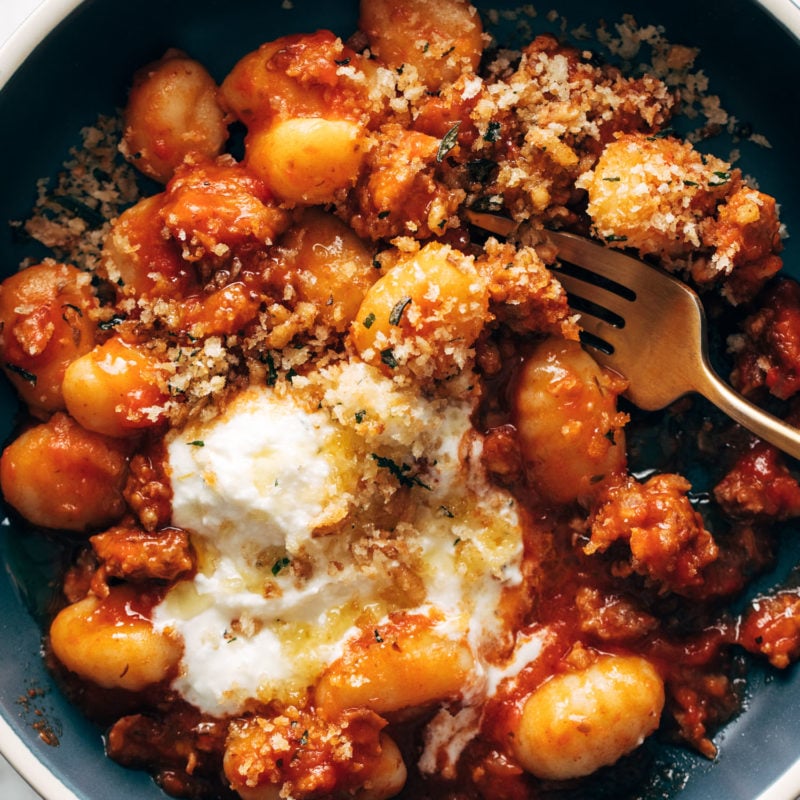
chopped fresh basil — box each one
[263,352,278,386]
[271,556,291,576]
[709,171,731,186]
[380,348,398,369]
[371,453,431,490]
[484,120,501,142]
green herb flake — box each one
[377,210,391,219]
[188,440,205,447]
[263,352,279,387]
[604,234,628,243]
[374,629,384,643]
[299,730,310,746]
[363,312,376,329]
[389,296,412,326]
[437,121,461,162]
[271,557,291,576]
[371,453,431,490]
[709,171,731,186]
[439,505,455,518]
[683,179,700,187]
[355,409,367,424]
[380,348,398,369]
[484,121,501,142]
[602,176,621,182]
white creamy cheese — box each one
[156,364,530,718]
[167,386,345,555]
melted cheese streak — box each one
[156,361,524,717]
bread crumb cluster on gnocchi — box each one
[1,2,798,799]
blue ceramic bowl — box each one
[0,1,799,798]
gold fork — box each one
[467,212,800,460]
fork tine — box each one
[547,230,655,289]
[555,271,631,326]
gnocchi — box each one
[350,241,489,378]
[122,49,229,183]
[513,653,665,781]
[245,117,368,205]
[0,263,98,415]
[62,336,169,438]
[513,338,628,505]
[0,412,128,532]
[359,0,484,91]
[316,620,475,717]
[49,584,182,691]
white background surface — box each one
[0,1,46,797]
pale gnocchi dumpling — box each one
[513,652,665,780]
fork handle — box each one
[697,361,800,461]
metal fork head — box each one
[547,231,710,411]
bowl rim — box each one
[0,0,799,799]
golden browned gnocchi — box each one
[577,133,737,260]
[0,262,98,416]
[350,241,489,378]
[513,652,665,780]
[513,337,628,505]
[62,336,169,438]
[272,209,379,331]
[122,49,229,183]
[49,584,182,691]
[315,620,475,716]
[245,117,368,205]
[359,0,484,90]
[0,412,129,532]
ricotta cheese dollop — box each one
[156,362,526,717]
